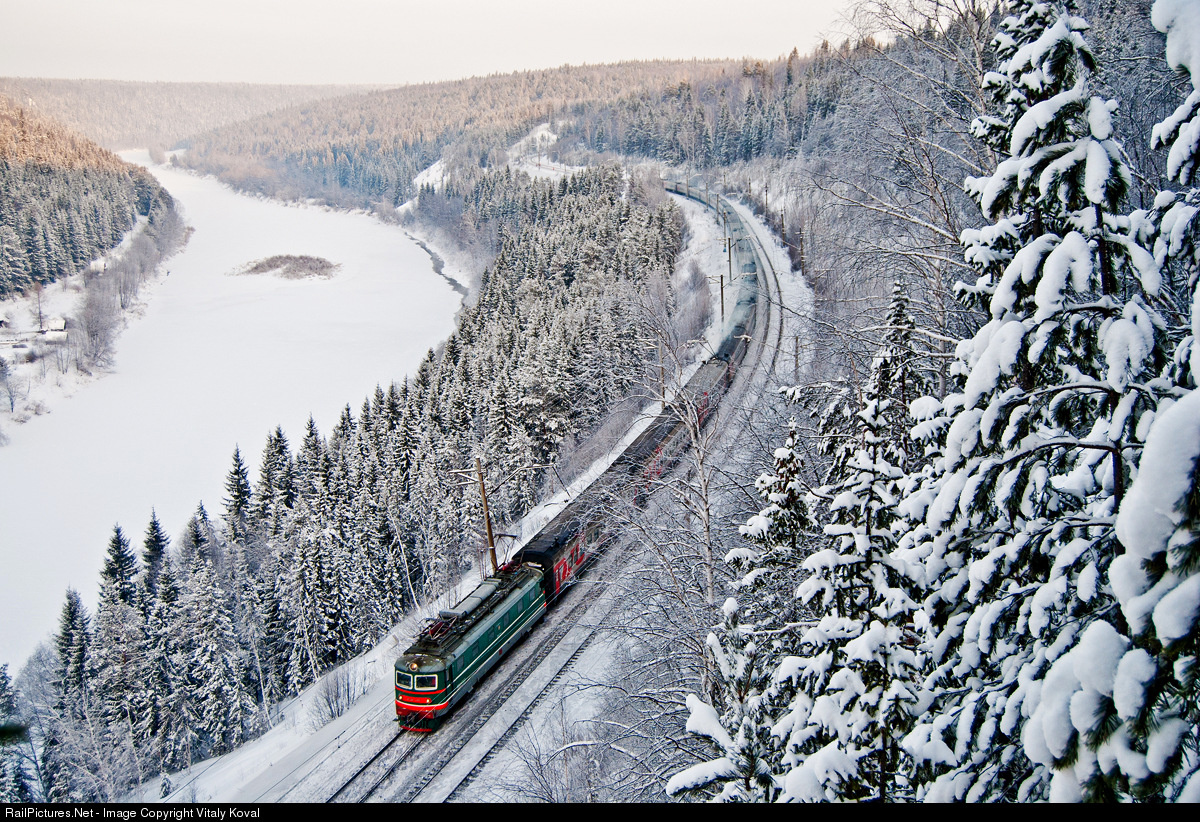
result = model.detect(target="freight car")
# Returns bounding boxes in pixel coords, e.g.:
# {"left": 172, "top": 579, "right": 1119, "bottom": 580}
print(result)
{"left": 395, "top": 186, "right": 763, "bottom": 731}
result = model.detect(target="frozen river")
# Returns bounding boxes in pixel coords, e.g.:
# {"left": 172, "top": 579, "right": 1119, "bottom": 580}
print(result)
{"left": 0, "top": 154, "right": 463, "bottom": 669}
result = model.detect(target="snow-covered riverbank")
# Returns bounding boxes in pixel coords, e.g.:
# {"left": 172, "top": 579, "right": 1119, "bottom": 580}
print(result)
{"left": 0, "top": 152, "right": 464, "bottom": 669}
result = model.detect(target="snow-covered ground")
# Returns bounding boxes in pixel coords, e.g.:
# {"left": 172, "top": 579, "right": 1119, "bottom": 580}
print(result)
{"left": 0, "top": 152, "right": 464, "bottom": 670}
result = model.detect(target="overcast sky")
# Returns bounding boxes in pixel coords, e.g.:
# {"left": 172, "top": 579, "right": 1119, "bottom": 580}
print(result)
{"left": 0, "top": 0, "right": 858, "bottom": 85}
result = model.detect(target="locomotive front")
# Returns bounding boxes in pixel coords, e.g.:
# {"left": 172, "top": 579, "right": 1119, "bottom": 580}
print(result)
{"left": 395, "top": 653, "right": 452, "bottom": 730}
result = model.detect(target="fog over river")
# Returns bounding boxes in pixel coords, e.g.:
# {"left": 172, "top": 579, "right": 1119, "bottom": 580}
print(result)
{"left": 0, "top": 153, "right": 463, "bottom": 668}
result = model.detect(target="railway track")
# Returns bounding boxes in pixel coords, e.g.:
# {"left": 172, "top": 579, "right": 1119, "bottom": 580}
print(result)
{"left": 326, "top": 727, "right": 426, "bottom": 802}
{"left": 321, "top": 183, "right": 787, "bottom": 804}
{"left": 665, "top": 181, "right": 786, "bottom": 389}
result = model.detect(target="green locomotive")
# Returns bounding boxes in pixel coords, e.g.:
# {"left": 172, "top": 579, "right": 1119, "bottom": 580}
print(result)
{"left": 395, "top": 564, "right": 548, "bottom": 731}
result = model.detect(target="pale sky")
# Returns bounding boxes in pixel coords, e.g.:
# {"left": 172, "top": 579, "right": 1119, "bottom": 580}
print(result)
{"left": 0, "top": 0, "right": 858, "bottom": 85}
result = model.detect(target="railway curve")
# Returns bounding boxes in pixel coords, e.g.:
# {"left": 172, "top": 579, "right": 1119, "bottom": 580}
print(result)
{"left": 317, "top": 181, "right": 787, "bottom": 804}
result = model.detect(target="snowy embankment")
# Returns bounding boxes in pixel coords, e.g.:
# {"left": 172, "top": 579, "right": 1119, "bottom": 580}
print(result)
{"left": 509, "top": 123, "right": 586, "bottom": 180}
{"left": 0, "top": 151, "right": 464, "bottom": 671}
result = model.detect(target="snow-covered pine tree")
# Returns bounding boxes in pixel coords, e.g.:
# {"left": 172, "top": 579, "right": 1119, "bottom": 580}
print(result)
{"left": 40, "top": 589, "right": 104, "bottom": 802}
{"left": 179, "top": 550, "right": 254, "bottom": 758}
{"left": 353, "top": 456, "right": 408, "bottom": 642}
{"left": 278, "top": 527, "right": 325, "bottom": 692}
{"left": 250, "top": 562, "right": 290, "bottom": 709}
{"left": 222, "top": 537, "right": 275, "bottom": 729}
{"left": 140, "top": 511, "right": 169, "bottom": 602}
{"left": 86, "top": 521, "right": 153, "bottom": 792}
{"left": 223, "top": 447, "right": 253, "bottom": 544}
{"left": 766, "top": 334, "right": 924, "bottom": 803}
{"left": 722, "top": 412, "right": 821, "bottom": 691}
{"left": 100, "top": 525, "right": 137, "bottom": 608}
{"left": 89, "top": 563, "right": 149, "bottom": 791}
{"left": 252, "top": 427, "right": 296, "bottom": 539}
{"left": 50, "top": 590, "right": 89, "bottom": 715}
{"left": 666, "top": 598, "right": 781, "bottom": 802}
{"left": 140, "top": 558, "right": 197, "bottom": 777}
{"left": 1018, "top": 0, "right": 1200, "bottom": 802}
{"left": 898, "top": 0, "right": 1168, "bottom": 801}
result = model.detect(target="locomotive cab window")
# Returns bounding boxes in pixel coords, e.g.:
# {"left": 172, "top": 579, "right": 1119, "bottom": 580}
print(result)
{"left": 396, "top": 672, "right": 413, "bottom": 690}
{"left": 414, "top": 675, "right": 438, "bottom": 690}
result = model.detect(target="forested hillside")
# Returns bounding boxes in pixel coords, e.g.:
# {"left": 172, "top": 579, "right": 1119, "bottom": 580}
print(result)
{"left": 0, "top": 96, "right": 174, "bottom": 299}
{"left": 0, "top": 79, "right": 376, "bottom": 152}
{"left": 176, "top": 61, "right": 739, "bottom": 207}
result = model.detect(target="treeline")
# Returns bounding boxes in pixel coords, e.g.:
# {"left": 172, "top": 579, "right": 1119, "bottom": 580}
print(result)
{"left": 560, "top": 48, "right": 839, "bottom": 167}
{"left": 6, "top": 164, "right": 693, "bottom": 801}
{"left": 0, "top": 97, "right": 174, "bottom": 299}
{"left": 0, "top": 79, "right": 377, "bottom": 152}
{"left": 175, "top": 61, "right": 740, "bottom": 207}
{"left": 556, "top": 1, "right": 1172, "bottom": 184}
{"left": 669, "top": 0, "right": 1200, "bottom": 803}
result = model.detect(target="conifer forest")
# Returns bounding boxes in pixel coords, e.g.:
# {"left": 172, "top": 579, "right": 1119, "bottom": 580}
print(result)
{"left": 2, "top": 0, "right": 1200, "bottom": 804}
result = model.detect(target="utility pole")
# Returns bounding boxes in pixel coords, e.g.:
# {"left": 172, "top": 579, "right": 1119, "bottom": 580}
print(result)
{"left": 475, "top": 457, "right": 498, "bottom": 575}
{"left": 450, "top": 458, "right": 554, "bottom": 578}
{"left": 722, "top": 239, "right": 730, "bottom": 323}
{"left": 718, "top": 206, "right": 730, "bottom": 325}
{"left": 658, "top": 342, "right": 665, "bottom": 395}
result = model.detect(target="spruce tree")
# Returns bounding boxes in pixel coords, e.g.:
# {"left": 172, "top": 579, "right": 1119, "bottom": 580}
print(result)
{"left": 141, "top": 511, "right": 169, "bottom": 601}
{"left": 53, "top": 589, "right": 89, "bottom": 704}
{"left": 180, "top": 552, "right": 253, "bottom": 758}
{"left": 666, "top": 599, "right": 782, "bottom": 802}
{"left": 223, "top": 447, "right": 253, "bottom": 543}
{"left": 89, "top": 569, "right": 149, "bottom": 792}
{"left": 43, "top": 590, "right": 97, "bottom": 802}
{"left": 1026, "top": 0, "right": 1200, "bottom": 801}
{"left": 900, "top": 1, "right": 1167, "bottom": 801}
{"left": 770, "top": 341, "right": 924, "bottom": 802}
{"left": 140, "top": 559, "right": 197, "bottom": 775}
{"left": 100, "top": 525, "right": 138, "bottom": 607}
{"left": 252, "top": 428, "right": 295, "bottom": 537}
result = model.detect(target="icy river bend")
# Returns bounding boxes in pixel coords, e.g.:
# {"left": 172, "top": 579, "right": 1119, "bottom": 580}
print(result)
{"left": 0, "top": 153, "right": 463, "bottom": 668}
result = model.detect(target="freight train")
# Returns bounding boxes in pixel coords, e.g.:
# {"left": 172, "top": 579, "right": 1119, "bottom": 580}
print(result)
{"left": 394, "top": 184, "right": 762, "bottom": 731}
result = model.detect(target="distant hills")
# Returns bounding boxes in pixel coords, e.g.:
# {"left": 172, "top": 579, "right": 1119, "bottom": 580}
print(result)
{"left": 0, "top": 78, "right": 382, "bottom": 151}
{"left": 175, "top": 60, "right": 742, "bottom": 207}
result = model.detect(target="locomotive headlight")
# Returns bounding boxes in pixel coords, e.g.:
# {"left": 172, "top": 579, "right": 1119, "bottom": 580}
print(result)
{"left": 408, "top": 661, "right": 419, "bottom": 671}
